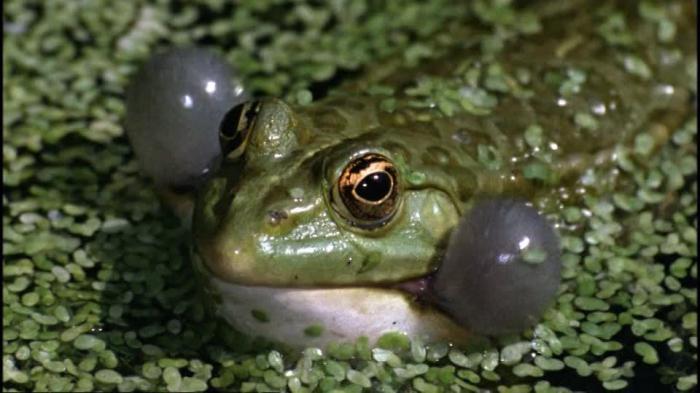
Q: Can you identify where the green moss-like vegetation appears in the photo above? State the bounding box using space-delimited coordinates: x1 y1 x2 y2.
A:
3 0 696 392
251 309 270 323
303 325 324 338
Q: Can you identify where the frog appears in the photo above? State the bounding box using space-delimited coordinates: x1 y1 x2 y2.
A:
125 0 695 349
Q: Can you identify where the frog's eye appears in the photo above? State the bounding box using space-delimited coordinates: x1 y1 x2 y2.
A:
333 153 400 229
219 100 261 161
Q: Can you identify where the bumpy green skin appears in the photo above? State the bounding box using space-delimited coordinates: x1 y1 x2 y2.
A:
194 0 693 291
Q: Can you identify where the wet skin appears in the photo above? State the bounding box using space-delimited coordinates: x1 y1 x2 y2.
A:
126 0 695 348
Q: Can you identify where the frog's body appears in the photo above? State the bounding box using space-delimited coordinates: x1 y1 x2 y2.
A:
127 1 695 349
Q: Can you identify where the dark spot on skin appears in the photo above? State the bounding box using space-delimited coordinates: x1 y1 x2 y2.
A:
267 210 288 225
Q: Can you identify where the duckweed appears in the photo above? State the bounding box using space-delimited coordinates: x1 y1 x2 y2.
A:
634 342 660 364
95 369 124 385
303 324 324 338
3 0 696 392
512 363 544 378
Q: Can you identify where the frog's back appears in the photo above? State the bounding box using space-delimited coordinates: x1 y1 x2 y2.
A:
296 0 695 209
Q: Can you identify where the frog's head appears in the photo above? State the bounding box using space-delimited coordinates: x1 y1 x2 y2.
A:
191 98 560 345
193 97 464 288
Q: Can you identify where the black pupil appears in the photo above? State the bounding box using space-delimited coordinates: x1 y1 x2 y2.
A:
355 171 392 202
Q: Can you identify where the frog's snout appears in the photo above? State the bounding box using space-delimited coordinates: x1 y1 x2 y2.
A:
195 232 260 285
426 198 562 336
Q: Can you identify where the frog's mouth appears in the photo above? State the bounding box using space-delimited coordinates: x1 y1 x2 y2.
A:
392 274 435 303
204 267 470 347
390 273 457 320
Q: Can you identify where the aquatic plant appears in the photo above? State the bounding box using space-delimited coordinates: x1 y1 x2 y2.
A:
3 0 696 391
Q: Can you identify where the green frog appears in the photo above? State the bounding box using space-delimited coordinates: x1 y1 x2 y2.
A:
125 0 695 349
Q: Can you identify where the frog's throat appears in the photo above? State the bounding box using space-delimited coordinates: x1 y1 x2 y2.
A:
192 249 469 347
206 270 470 348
